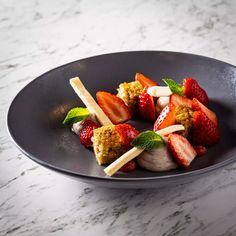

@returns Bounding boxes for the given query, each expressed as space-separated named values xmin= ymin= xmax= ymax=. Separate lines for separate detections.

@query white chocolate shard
xmin=157 ymin=96 xmax=170 ymax=110
xmin=147 ymin=86 xmax=172 ymax=97
xmin=155 ymin=125 xmax=184 ymax=136
xmin=104 ymin=147 xmax=143 ymax=176
xmin=70 ymin=77 xmax=113 ymax=126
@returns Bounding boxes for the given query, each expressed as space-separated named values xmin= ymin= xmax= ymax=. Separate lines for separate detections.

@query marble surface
xmin=1 ymin=0 xmax=236 ymax=235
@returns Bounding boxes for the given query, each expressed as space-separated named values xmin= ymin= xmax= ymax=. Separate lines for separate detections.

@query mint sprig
xmin=131 ymin=131 xmax=165 ymax=150
xmin=63 ymin=107 xmax=90 ymax=125
xmin=163 ymin=78 xmax=184 ymax=96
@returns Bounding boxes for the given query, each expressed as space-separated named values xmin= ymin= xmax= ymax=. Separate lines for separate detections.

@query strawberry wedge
xmin=170 ymin=94 xmax=192 ymax=108
xmin=79 ymin=120 xmax=100 ymax=147
xmin=192 ymin=98 xmax=218 ymax=126
xmin=191 ymin=111 xmax=220 ymax=146
xmin=153 ymin=103 xmax=176 ymax=131
xmin=115 ymin=124 xmax=139 ymax=149
xmin=168 ymin=133 xmax=197 ymax=167
xmin=135 ymin=73 xmax=159 ymax=87
xmin=183 ymin=78 xmax=208 ymax=106
xmin=138 ymin=89 xmax=156 ymax=121
xmin=96 ymin=91 xmax=132 ymax=124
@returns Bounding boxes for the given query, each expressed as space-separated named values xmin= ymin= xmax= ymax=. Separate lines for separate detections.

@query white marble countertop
xmin=1 ymin=0 xmax=236 ymax=235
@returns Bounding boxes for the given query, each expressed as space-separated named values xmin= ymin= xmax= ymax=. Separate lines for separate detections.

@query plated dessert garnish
xmin=63 ymin=73 xmax=220 ymax=176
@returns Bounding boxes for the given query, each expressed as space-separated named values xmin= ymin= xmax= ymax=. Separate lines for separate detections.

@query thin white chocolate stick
xmin=147 ymin=86 xmax=172 ymax=97
xmin=70 ymin=77 xmax=112 ymax=126
xmin=104 ymin=125 xmax=185 ymax=176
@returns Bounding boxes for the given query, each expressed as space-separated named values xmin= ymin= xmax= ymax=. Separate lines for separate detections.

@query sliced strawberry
xmin=120 ymin=160 xmax=137 ymax=172
xmin=115 ymin=124 xmax=139 ymax=149
xmin=192 ymin=98 xmax=218 ymax=126
xmin=138 ymin=89 xmax=156 ymax=121
xmin=79 ymin=120 xmax=100 ymax=147
xmin=194 ymin=145 xmax=207 ymax=157
xmin=168 ymin=133 xmax=197 ymax=168
xmin=191 ymin=111 xmax=220 ymax=146
xmin=183 ymin=78 xmax=208 ymax=106
xmin=96 ymin=91 xmax=132 ymax=124
xmin=135 ymin=73 xmax=159 ymax=87
xmin=170 ymin=94 xmax=192 ymax=108
xmin=153 ymin=103 xmax=176 ymax=131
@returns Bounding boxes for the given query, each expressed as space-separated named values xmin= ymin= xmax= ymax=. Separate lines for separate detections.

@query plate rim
xmin=6 ymin=50 xmax=236 ymax=182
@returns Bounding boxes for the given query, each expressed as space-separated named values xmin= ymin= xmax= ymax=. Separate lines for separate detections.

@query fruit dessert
xmin=63 ymin=73 xmax=220 ymax=176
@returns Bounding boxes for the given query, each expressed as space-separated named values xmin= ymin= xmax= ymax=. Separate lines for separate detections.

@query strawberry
xmin=115 ymin=124 xmax=139 ymax=149
xmin=135 ymin=73 xmax=159 ymax=87
xmin=153 ymin=103 xmax=176 ymax=131
xmin=192 ymin=98 xmax=218 ymax=126
xmin=170 ymin=94 xmax=192 ymax=108
xmin=183 ymin=78 xmax=208 ymax=105
xmin=194 ymin=145 xmax=207 ymax=157
xmin=96 ymin=91 xmax=132 ymax=124
xmin=191 ymin=111 xmax=220 ymax=146
xmin=168 ymin=133 xmax=197 ymax=167
xmin=138 ymin=89 xmax=156 ymax=121
xmin=120 ymin=160 xmax=137 ymax=172
xmin=79 ymin=120 xmax=100 ymax=147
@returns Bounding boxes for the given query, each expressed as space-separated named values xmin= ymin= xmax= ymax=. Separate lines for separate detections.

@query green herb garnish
xmin=63 ymin=107 xmax=89 ymax=125
xmin=163 ymin=78 xmax=184 ymax=96
xmin=131 ymin=131 xmax=165 ymax=150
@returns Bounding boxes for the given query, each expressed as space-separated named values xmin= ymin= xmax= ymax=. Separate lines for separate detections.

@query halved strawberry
xmin=170 ymin=94 xmax=192 ymax=108
xmin=153 ymin=103 xmax=176 ymax=131
xmin=191 ymin=111 xmax=220 ymax=146
xmin=115 ymin=124 xmax=139 ymax=149
xmin=138 ymin=89 xmax=156 ymax=121
xmin=183 ymin=78 xmax=208 ymax=106
xmin=168 ymin=133 xmax=197 ymax=167
xmin=79 ymin=120 xmax=100 ymax=147
xmin=192 ymin=98 xmax=218 ymax=126
xmin=135 ymin=73 xmax=159 ymax=87
xmin=96 ymin=91 xmax=132 ymax=124
xmin=194 ymin=145 xmax=207 ymax=157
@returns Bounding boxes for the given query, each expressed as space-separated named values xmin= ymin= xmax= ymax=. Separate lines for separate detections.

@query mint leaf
xmin=63 ymin=107 xmax=89 ymax=125
xmin=163 ymin=78 xmax=184 ymax=96
xmin=131 ymin=131 xmax=165 ymax=150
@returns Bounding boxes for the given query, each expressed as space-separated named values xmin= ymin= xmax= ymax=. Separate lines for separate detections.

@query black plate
xmin=7 ymin=51 xmax=236 ymax=188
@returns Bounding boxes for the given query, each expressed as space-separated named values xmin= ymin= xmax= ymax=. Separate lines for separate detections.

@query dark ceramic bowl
xmin=7 ymin=51 xmax=236 ymax=188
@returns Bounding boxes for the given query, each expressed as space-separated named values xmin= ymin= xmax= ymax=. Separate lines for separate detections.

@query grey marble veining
xmin=1 ymin=0 xmax=236 ymax=235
